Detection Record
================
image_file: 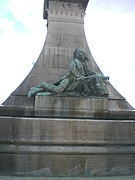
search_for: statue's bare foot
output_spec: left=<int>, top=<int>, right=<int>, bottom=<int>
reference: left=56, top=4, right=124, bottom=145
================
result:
left=28, top=90, right=35, bottom=98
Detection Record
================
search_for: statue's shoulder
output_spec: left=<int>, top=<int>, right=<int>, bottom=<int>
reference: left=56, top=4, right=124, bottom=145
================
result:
left=69, top=58, right=75, bottom=65
left=69, top=58, right=83, bottom=71
left=70, top=58, right=80, bottom=65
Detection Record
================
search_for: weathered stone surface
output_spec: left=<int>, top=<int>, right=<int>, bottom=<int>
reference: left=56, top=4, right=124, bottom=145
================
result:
left=0, top=116, right=135, bottom=145
left=1, top=144, right=135, bottom=155
left=35, top=95, right=108, bottom=118
left=0, top=106, right=34, bottom=117
left=0, top=117, right=13, bottom=143
left=0, top=115, right=135, bottom=176
left=35, top=96, right=108, bottom=109
left=0, top=153, right=135, bottom=176
left=44, top=0, right=89, bottom=19
left=0, top=105, right=135, bottom=119
left=11, top=118, right=135, bottom=145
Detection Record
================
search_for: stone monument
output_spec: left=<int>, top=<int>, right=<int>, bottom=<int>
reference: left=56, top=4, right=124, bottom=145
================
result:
left=0, top=0, right=135, bottom=177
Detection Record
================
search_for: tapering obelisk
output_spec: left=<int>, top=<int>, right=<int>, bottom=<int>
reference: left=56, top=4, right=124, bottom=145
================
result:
left=2, top=0, right=133, bottom=110
left=0, top=0, right=135, bottom=177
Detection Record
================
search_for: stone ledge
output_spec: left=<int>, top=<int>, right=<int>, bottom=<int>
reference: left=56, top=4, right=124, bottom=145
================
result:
left=1, top=144, right=135, bottom=155
left=0, top=117, right=135, bottom=145
left=0, top=105, right=135, bottom=119
left=0, top=105, right=34, bottom=117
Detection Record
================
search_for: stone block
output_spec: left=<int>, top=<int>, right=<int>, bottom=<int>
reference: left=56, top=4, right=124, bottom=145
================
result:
left=0, top=116, right=135, bottom=176
left=0, top=116, right=133, bottom=145
left=34, top=95, right=108, bottom=118
left=0, top=153, right=135, bottom=176
left=0, top=117, right=13, bottom=143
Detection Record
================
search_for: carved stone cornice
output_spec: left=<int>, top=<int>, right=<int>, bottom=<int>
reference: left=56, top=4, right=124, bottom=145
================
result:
left=48, top=1, right=85, bottom=23
left=44, top=0, right=88, bottom=19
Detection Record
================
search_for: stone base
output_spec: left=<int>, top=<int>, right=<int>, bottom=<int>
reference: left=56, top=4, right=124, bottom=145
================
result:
left=1, top=153, right=135, bottom=177
left=0, top=96, right=135, bottom=176
left=34, top=95, right=108, bottom=118
left=0, top=116, right=135, bottom=176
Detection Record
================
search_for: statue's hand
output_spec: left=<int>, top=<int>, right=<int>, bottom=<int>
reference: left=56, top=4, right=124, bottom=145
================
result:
left=77, top=76, right=85, bottom=81
left=80, top=76, right=86, bottom=80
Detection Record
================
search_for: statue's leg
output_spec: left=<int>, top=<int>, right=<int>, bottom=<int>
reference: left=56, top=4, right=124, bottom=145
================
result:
left=89, top=75, right=102, bottom=95
left=28, top=87, right=44, bottom=97
left=94, top=75, right=108, bottom=95
left=82, top=79, right=92, bottom=94
left=41, top=78, right=69, bottom=93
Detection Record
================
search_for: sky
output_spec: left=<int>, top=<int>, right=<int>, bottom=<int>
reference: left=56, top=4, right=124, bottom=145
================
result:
left=0, top=0, right=135, bottom=108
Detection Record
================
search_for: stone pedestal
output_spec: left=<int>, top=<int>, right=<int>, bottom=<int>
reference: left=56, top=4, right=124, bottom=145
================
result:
left=0, top=96, right=135, bottom=177
left=0, top=115, right=135, bottom=176
left=34, top=95, right=108, bottom=118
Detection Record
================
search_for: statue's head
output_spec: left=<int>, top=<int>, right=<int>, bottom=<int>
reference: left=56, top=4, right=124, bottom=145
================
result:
left=73, top=48, right=88, bottom=62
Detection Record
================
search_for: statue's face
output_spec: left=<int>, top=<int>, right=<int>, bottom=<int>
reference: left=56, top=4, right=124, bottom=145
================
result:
left=74, top=48, right=86, bottom=62
left=78, top=50, right=85, bottom=62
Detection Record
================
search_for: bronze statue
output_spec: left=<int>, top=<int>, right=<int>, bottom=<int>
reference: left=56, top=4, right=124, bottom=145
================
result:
left=28, top=48, right=109, bottom=97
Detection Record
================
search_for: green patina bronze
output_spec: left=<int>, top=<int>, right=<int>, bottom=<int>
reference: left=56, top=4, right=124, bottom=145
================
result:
left=28, top=48, right=109, bottom=98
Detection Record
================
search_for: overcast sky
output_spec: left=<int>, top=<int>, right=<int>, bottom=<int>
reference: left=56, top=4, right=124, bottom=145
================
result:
left=0, top=0, right=135, bottom=108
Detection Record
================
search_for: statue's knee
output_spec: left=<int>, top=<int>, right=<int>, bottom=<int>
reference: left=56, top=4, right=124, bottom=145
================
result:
left=41, top=82, right=45, bottom=86
left=55, top=86, right=63, bottom=93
